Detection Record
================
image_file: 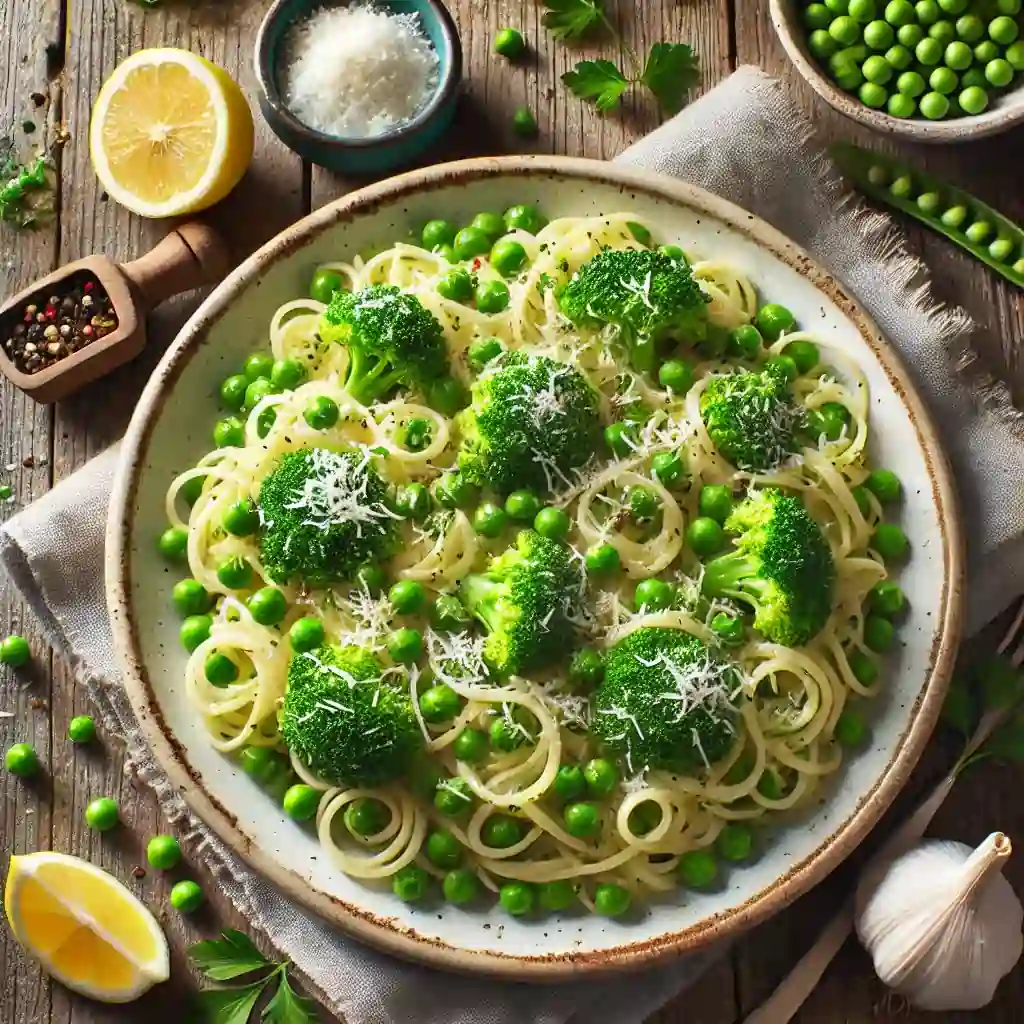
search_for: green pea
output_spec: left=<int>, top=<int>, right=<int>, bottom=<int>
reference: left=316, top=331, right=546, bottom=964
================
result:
left=534, top=506, right=571, bottom=540
left=941, top=204, right=969, bottom=228
left=928, top=19, right=955, bottom=45
left=356, top=563, right=388, bottom=594
left=277, top=783, right=319, bottom=822
left=929, top=66, right=959, bottom=94
left=897, top=23, right=924, bottom=46
left=425, top=376, right=468, bottom=416
left=473, top=502, right=507, bottom=537
left=248, top=587, right=287, bottom=626
left=583, top=758, right=618, bottom=797
left=985, top=58, right=1014, bottom=87
left=216, top=556, right=252, bottom=591
left=652, top=450, right=686, bottom=487
left=443, top=868, right=478, bottom=905
left=157, top=526, right=188, bottom=564
left=512, top=106, right=538, bottom=136
left=864, top=20, right=894, bottom=48
left=431, top=594, right=471, bottom=631
left=393, top=865, right=429, bottom=902
left=68, top=715, right=96, bottom=744
left=864, top=614, right=896, bottom=652
left=585, top=542, right=620, bottom=575
left=223, top=498, right=259, bottom=537
left=85, top=796, right=119, bottom=832
left=915, top=0, right=939, bottom=23
left=851, top=485, right=872, bottom=517
left=467, top=336, right=504, bottom=372
left=884, top=0, right=914, bottom=20
left=452, top=727, right=489, bottom=763
left=180, top=476, right=205, bottom=506
left=943, top=39, right=972, bottom=70
left=869, top=580, right=906, bottom=617
left=627, top=221, right=652, bottom=246
left=835, top=707, right=869, bottom=746
left=504, top=204, right=547, bottom=234
left=810, top=28, right=841, bottom=58
left=437, top=267, right=475, bottom=302
left=915, top=36, right=943, bottom=65
left=453, top=226, right=491, bottom=260
left=755, top=303, right=796, bottom=341
left=805, top=0, right=833, bottom=26
left=859, top=81, right=889, bottom=107
left=345, top=797, right=389, bottom=835
left=145, top=834, right=182, bottom=870
left=989, top=16, right=1020, bottom=46
left=490, top=713, right=531, bottom=751
left=242, top=353, right=273, bottom=382
left=401, top=417, right=432, bottom=452
left=896, top=70, right=926, bottom=97
left=238, top=745, right=277, bottom=783
left=634, top=579, right=673, bottom=613
left=716, top=823, right=754, bottom=862
left=919, top=90, right=950, bottom=118
left=604, top=421, right=636, bottom=458
left=687, top=517, right=725, bottom=557
left=849, top=0, right=876, bottom=22
left=848, top=647, right=880, bottom=686
left=563, top=801, right=601, bottom=838
left=872, top=522, right=909, bottom=561
left=537, top=879, right=577, bottom=912
left=471, top=212, right=506, bottom=240
left=866, top=468, right=901, bottom=502
left=594, top=883, right=631, bottom=918
left=213, top=417, right=245, bottom=448
left=434, top=471, right=477, bottom=509
left=1007, top=40, right=1024, bottom=71
left=658, top=359, right=694, bottom=394
left=711, top=612, right=746, bottom=646
left=179, top=615, right=211, bottom=653
left=727, top=324, right=762, bottom=361
left=830, top=15, right=862, bottom=45
left=974, top=38, right=1000, bottom=62
left=389, top=579, right=427, bottom=614
left=678, top=849, right=718, bottom=888
left=494, top=25, right=527, bottom=58
left=309, top=269, right=343, bottom=304
left=696, top=484, right=731, bottom=524
left=172, top=578, right=212, bottom=617
left=475, top=279, right=510, bottom=314
left=170, top=880, right=204, bottom=913
left=825, top=0, right=850, bottom=12
left=482, top=814, right=523, bottom=848
left=569, top=648, right=605, bottom=689
left=499, top=882, right=535, bottom=916
left=395, top=482, right=432, bottom=520
left=388, top=628, right=423, bottom=665
left=426, top=828, right=463, bottom=869
left=421, top=219, right=456, bottom=250
left=490, top=239, right=528, bottom=278
left=4, top=742, right=39, bottom=777
left=961, top=66, right=989, bottom=89
left=242, top=376, right=275, bottom=413
left=219, top=373, right=249, bottom=411
left=966, top=220, right=994, bottom=244
left=552, top=764, right=586, bottom=802
left=256, top=402, right=276, bottom=434
left=270, top=358, right=305, bottom=391
left=205, top=652, right=239, bottom=686
left=990, top=238, right=1016, bottom=263
left=916, top=192, right=942, bottom=218
left=289, top=616, right=325, bottom=653
left=1014, top=258, right=1024, bottom=276
left=433, top=244, right=456, bottom=263
left=420, top=684, right=461, bottom=723
left=958, top=85, right=989, bottom=114
left=434, top=776, right=474, bottom=814
left=884, top=43, right=913, bottom=69
left=781, top=340, right=819, bottom=375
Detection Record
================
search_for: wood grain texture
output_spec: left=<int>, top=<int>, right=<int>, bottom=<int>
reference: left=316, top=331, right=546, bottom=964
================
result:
left=1, top=0, right=1022, bottom=1022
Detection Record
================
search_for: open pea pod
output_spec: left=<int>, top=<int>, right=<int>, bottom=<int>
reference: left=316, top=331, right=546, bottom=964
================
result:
left=831, top=142, right=1024, bottom=292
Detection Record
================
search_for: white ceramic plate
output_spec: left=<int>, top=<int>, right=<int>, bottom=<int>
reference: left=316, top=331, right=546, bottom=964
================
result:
left=107, top=156, right=963, bottom=978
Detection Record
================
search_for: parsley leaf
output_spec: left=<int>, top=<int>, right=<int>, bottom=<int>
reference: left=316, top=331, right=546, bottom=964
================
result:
left=197, top=981, right=271, bottom=1024
left=191, top=929, right=272, bottom=982
left=543, top=0, right=604, bottom=41
left=562, top=60, right=630, bottom=111
left=639, top=43, right=700, bottom=114
left=262, top=971, right=318, bottom=1024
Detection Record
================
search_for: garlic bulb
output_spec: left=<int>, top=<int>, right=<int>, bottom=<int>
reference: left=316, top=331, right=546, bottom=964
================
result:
left=855, top=832, right=1023, bottom=1011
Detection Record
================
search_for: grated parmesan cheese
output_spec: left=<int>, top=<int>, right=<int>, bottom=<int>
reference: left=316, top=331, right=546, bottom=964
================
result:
left=280, top=3, right=440, bottom=139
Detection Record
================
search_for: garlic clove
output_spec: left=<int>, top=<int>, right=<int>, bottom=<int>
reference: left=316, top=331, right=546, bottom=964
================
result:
left=855, top=832, right=1023, bottom=1012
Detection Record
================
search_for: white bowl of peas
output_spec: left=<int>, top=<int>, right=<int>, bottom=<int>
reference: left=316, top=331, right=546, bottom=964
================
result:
left=772, top=0, right=1024, bottom=141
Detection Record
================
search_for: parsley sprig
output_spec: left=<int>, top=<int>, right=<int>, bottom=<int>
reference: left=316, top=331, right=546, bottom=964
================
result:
left=189, top=930, right=317, bottom=1024
left=543, top=0, right=700, bottom=114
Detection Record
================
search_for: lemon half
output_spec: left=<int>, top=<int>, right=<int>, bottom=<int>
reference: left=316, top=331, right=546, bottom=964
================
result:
left=89, top=48, right=254, bottom=219
left=4, top=852, right=170, bottom=1003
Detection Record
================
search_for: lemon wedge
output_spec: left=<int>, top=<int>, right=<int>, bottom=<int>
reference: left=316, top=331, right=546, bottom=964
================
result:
left=4, top=852, right=169, bottom=1003
left=89, top=48, right=254, bottom=219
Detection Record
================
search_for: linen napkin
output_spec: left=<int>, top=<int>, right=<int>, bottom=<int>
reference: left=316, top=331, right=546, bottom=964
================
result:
left=2, top=64, right=1022, bottom=1023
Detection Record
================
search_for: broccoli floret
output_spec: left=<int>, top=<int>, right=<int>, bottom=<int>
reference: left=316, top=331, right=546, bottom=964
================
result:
left=702, top=489, right=835, bottom=647
left=557, top=248, right=710, bottom=373
left=455, top=351, right=602, bottom=494
left=319, top=284, right=449, bottom=405
left=700, top=364, right=803, bottom=472
left=258, top=447, right=400, bottom=587
left=280, top=644, right=423, bottom=787
left=592, top=627, right=739, bottom=775
left=459, top=530, right=585, bottom=675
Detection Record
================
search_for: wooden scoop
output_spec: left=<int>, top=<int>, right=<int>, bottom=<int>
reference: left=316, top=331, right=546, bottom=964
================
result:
left=0, top=221, right=230, bottom=403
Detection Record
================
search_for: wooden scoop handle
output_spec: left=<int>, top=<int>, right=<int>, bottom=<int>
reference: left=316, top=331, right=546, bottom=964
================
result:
left=119, top=221, right=231, bottom=311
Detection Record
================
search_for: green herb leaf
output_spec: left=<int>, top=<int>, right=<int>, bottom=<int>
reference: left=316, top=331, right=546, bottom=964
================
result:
left=979, top=655, right=1024, bottom=712
left=197, top=980, right=270, bottom=1024
left=562, top=60, right=631, bottom=111
left=262, top=971, right=317, bottom=1024
left=941, top=678, right=977, bottom=738
left=190, top=930, right=273, bottom=981
left=639, top=43, right=700, bottom=114
left=542, top=0, right=604, bottom=41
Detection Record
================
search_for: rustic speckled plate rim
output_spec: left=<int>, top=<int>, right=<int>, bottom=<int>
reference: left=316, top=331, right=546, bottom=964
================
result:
left=770, top=0, right=1024, bottom=143
left=105, top=155, right=964, bottom=980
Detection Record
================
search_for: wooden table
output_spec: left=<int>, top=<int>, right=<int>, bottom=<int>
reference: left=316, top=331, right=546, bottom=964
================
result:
left=1, top=1, right=1022, bottom=1021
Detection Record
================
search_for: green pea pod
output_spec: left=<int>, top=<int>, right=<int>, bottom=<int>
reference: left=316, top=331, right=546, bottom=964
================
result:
left=831, top=142, right=1024, bottom=292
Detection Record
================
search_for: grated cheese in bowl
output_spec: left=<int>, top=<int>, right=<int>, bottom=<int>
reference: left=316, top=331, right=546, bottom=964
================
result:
left=280, top=2, right=441, bottom=139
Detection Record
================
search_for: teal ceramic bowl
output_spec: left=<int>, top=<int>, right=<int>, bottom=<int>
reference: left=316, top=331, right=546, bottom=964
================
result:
left=254, top=0, right=462, bottom=174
